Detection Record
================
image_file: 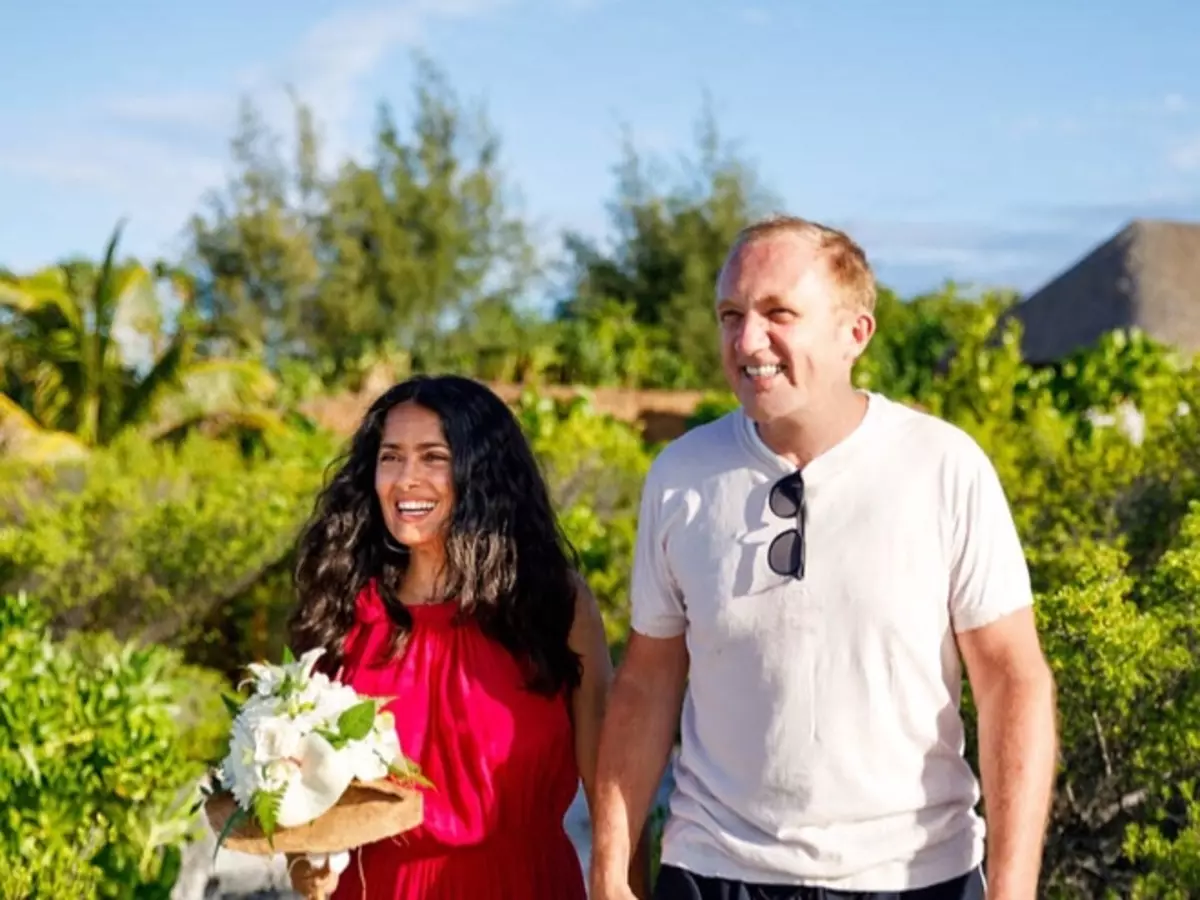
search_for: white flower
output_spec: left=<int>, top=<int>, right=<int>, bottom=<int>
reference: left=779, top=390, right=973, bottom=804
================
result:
left=253, top=717, right=304, bottom=764
left=275, top=732, right=355, bottom=828
left=263, top=757, right=301, bottom=792
left=244, top=648, right=326, bottom=698
left=339, top=740, right=389, bottom=782
left=215, top=650, right=417, bottom=832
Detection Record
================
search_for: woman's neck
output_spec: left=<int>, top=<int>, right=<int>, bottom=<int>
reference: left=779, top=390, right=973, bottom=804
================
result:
left=396, top=543, right=449, bottom=606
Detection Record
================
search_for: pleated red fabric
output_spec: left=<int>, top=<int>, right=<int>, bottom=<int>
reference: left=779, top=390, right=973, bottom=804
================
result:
left=330, top=580, right=587, bottom=900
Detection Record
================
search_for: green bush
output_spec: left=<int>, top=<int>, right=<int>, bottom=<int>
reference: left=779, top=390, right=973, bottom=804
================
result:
left=0, top=428, right=334, bottom=645
left=0, top=592, right=229, bottom=899
left=684, top=391, right=738, bottom=431
left=515, top=390, right=652, bottom=640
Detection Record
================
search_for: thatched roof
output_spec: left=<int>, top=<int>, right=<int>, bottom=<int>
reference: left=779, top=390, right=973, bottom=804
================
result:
left=1008, top=218, right=1200, bottom=364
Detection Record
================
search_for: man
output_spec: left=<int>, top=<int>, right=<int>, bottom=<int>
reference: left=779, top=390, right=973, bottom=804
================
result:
left=589, top=215, right=1058, bottom=900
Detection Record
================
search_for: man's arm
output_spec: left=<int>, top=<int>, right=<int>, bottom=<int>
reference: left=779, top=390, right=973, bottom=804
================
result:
left=566, top=576, right=653, bottom=899
left=589, top=630, right=689, bottom=899
left=957, top=606, right=1057, bottom=900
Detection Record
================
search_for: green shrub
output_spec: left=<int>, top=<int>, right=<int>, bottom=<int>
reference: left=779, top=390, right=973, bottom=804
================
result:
left=515, top=390, right=652, bottom=639
left=0, top=428, right=333, bottom=645
left=684, top=391, right=738, bottom=431
left=0, top=592, right=229, bottom=898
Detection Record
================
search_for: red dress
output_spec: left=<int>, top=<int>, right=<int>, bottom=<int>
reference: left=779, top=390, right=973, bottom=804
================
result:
left=331, top=582, right=587, bottom=900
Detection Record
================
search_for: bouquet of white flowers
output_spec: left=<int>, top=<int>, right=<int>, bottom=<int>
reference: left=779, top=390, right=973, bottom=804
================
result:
left=202, top=647, right=426, bottom=864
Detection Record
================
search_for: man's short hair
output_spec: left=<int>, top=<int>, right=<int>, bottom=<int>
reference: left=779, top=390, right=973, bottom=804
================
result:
left=732, top=214, right=876, bottom=315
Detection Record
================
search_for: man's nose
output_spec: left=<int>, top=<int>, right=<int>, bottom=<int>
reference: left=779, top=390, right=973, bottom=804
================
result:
left=735, top=314, right=770, bottom=355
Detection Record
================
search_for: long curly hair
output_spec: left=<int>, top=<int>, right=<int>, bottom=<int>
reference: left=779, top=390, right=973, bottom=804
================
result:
left=289, top=374, right=582, bottom=696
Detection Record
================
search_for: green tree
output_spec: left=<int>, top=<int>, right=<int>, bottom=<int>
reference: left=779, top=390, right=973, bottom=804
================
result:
left=189, top=60, right=537, bottom=386
left=853, top=283, right=1020, bottom=403
left=0, top=223, right=280, bottom=460
left=187, top=95, right=323, bottom=362
left=318, top=58, right=537, bottom=378
left=558, top=101, right=777, bottom=387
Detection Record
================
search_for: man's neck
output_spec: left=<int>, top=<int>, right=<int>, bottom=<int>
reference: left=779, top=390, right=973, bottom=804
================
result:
left=756, top=388, right=869, bottom=469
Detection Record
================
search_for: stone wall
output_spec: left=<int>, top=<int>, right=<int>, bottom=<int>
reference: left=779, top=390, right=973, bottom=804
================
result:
left=302, top=380, right=711, bottom=443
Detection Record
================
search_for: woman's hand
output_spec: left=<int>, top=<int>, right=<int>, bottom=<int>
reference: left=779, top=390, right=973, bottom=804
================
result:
left=287, top=853, right=340, bottom=899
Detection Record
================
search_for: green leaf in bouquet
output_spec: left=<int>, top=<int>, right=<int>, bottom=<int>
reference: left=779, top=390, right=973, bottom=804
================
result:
left=281, top=646, right=295, bottom=664
left=337, top=700, right=377, bottom=741
left=220, top=692, right=243, bottom=719
left=276, top=672, right=299, bottom=701
left=387, top=757, right=436, bottom=790
left=213, top=805, right=249, bottom=860
left=314, top=725, right=348, bottom=750
left=253, top=789, right=283, bottom=846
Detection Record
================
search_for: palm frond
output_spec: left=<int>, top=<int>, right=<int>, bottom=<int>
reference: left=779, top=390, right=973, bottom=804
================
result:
left=0, top=394, right=89, bottom=463
left=140, top=359, right=281, bottom=441
left=0, top=269, right=81, bottom=332
left=116, top=335, right=187, bottom=435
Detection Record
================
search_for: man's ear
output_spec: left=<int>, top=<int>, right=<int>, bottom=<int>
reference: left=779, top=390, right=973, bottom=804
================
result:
left=846, top=310, right=876, bottom=361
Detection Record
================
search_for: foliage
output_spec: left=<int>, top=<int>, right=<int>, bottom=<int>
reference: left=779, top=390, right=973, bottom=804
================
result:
left=514, top=390, right=653, bottom=643
left=187, top=95, right=323, bottom=362
left=878, top=303, right=1200, bottom=895
left=0, top=427, right=334, bottom=643
left=9, top=54, right=1200, bottom=896
left=1044, top=327, right=1185, bottom=429
left=0, top=222, right=282, bottom=458
left=0, top=591, right=228, bottom=899
left=189, top=57, right=536, bottom=385
left=684, top=390, right=739, bottom=430
left=853, top=283, right=1018, bottom=402
left=555, top=101, right=777, bottom=388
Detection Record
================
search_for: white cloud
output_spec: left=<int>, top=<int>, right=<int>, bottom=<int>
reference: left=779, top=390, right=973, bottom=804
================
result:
left=0, top=132, right=226, bottom=247
left=1003, top=92, right=1195, bottom=140
left=1163, top=93, right=1189, bottom=115
left=833, top=217, right=1111, bottom=293
left=1169, top=135, right=1200, bottom=172
left=103, top=90, right=234, bottom=132
left=0, top=0, right=512, bottom=261
left=107, top=0, right=510, bottom=158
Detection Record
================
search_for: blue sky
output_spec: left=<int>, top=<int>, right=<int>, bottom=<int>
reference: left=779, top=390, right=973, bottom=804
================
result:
left=3, top=0, right=1198, bottom=298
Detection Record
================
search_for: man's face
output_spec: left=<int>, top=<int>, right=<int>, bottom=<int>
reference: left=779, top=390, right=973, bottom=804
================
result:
left=716, top=233, right=874, bottom=424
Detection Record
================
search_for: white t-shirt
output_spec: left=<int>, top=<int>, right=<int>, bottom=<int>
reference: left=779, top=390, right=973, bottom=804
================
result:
left=631, top=391, right=1033, bottom=891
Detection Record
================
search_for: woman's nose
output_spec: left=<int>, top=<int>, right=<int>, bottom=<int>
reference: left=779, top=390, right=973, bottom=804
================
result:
left=397, top=458, right=421, bottom=488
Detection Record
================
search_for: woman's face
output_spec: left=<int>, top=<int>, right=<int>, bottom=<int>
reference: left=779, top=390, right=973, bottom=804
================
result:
left=374, top=401, right=455, bottom=551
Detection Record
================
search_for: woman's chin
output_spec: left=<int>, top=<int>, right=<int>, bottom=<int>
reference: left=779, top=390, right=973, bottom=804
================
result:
left=385, top=522, right=444, bottom=551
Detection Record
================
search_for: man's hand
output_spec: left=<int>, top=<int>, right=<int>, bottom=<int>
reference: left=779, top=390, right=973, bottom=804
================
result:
left=286, top=854, right=340, bottom=899
left=589, top=630, right=688, bottom=899
left=590, top=872, right=641, bottom=900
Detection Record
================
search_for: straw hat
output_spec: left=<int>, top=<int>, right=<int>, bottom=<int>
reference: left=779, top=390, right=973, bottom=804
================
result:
left=205, top=778, right=423, bottom=855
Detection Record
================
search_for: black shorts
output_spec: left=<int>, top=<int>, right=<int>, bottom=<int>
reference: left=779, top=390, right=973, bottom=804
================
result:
left=653, top=865, right=986, bottom=900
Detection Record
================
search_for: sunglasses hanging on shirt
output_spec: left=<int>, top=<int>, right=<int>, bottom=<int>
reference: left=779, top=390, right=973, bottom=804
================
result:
left=768, top=470, right=806, bottom=580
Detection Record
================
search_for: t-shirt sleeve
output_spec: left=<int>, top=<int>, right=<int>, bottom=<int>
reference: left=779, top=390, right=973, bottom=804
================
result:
left=629, top=470, right=687, bottom=639
left=946, top=438, right=1034, bottom=633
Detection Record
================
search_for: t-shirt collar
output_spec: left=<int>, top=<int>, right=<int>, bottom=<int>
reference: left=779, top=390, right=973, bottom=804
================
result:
left=736, top=390, right=885, bottom=482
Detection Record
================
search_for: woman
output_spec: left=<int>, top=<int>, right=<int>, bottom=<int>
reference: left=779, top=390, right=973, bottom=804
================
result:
left=284, top=374, right=646, bottom=899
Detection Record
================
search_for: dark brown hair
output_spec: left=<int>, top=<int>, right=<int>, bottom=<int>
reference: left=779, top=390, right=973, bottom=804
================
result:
left=288, top=374, right=582, bottom=696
